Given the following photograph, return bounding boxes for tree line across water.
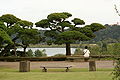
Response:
[89,24,120,43]
[0,12,107,57]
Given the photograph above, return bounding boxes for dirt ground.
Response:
[0,60,115,70]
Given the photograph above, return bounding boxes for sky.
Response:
[0,0,120,25]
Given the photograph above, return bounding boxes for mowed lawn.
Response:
[0,68,113,80]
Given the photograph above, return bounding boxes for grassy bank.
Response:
[0,68,113,80]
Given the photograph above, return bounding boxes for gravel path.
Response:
[0,61,114,70]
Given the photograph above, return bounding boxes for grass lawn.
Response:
[0,68,113,80]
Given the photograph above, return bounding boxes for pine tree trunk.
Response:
[13,42,17,56]
[66,43,71,56]
[23,45,27,57]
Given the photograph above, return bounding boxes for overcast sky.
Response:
[0,0,120,25]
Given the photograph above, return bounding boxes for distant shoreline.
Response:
[29,44,79,48]
[28,44,97,48]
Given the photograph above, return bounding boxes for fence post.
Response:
[89,60,96,71]
[19,60,30,72]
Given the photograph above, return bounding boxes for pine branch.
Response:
[114,4,120,16]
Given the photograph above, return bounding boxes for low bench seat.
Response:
[40,66,72,72]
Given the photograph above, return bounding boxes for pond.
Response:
[17,48,76,56]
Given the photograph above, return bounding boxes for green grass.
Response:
[0,68,113,80]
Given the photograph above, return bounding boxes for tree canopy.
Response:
[16,20,33,29]
[35,12,106,56]
[0,14,41,57]
[0,21,13,45]
[0,12,106,57]
[0,14,20,27]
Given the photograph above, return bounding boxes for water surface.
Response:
[17,48,76,56]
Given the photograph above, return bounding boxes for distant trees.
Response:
[35,12,105,56]
[90,25,120,43]
[27,49,47,57]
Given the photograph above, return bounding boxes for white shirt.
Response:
[83,49,90,57]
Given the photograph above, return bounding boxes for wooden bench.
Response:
[40,66,72,72]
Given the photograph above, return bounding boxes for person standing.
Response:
[83,46,90,61]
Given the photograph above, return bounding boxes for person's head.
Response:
[85,46,88,49]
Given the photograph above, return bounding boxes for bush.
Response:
[112,58,120,80]
[89,46,101,55]
[34,49,47,57]
[89,43,120,56]
[53,54,65,57]
[73,48,83,55]
[26,49,34,57]
[108,43,120,55]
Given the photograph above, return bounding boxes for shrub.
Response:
[53,53,65,57]
[108,43,120,55]
[89,46,101,55]
[73,48,83,55]
[34,49,47,57]
[112,58,120,80]
[26,49,34,57]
